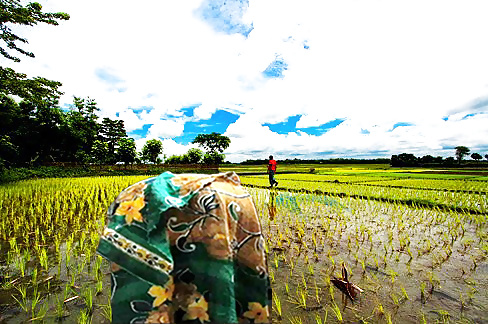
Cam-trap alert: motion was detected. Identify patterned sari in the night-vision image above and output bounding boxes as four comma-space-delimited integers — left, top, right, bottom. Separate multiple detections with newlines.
97, 171, 271, 324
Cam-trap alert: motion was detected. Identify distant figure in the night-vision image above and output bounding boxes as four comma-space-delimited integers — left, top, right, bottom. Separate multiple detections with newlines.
267, 155, 278, 188
97, 171, 271, 324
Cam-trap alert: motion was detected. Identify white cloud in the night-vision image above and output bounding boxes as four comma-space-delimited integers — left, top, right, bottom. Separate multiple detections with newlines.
3, 0, 488, 162
147, 119, 185, 139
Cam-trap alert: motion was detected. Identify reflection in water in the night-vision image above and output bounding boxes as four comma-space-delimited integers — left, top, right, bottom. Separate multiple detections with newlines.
268, 190, 277, 221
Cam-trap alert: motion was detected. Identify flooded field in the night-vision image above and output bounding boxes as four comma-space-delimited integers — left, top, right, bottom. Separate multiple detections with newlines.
254, 190, 487, 323
0, 174, 487, 323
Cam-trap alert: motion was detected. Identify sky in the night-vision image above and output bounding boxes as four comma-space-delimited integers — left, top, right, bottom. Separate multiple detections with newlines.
3, 0, 488, 162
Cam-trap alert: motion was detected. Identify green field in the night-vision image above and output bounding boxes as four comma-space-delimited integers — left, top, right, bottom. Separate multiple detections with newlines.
0, 165, 487, 323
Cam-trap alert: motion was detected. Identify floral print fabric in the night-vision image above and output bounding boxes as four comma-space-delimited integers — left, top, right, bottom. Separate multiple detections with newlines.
97, 171, 271, 324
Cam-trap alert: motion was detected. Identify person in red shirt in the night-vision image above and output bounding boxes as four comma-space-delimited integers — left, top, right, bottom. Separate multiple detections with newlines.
267, 155, 278, 188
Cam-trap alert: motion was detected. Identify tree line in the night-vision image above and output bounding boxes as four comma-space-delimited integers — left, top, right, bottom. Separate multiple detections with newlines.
240, 158, 391, 165
0, 2, 231, 169
0, 94, 231, 168
391, 146, 487, 167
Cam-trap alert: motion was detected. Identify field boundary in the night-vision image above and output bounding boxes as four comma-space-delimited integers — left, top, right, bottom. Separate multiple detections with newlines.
267, 177, 488, 195
242, 183, 488, 216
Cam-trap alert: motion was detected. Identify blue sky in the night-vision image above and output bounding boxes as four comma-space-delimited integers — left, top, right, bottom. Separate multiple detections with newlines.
4, 0, 488, 162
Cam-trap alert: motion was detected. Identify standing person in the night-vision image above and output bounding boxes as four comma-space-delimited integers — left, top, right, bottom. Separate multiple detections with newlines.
97, 171, 271, 324
267, 155, 278, 188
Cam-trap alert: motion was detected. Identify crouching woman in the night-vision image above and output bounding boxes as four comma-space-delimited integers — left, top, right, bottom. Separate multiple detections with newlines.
97, 171, 271, 324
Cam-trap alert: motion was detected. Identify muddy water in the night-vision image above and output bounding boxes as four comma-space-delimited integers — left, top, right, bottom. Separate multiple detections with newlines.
254, 189, 488, 323
0, 238, 113, 323
1, 188, 486, 323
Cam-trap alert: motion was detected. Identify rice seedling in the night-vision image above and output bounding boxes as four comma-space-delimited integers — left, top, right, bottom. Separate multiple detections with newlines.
31, 300, 48, 322
0, 171, 486, 323
12, 284, 29, 313
314, 309, 327, 324
78, 309, 92, 324
272, 290, 283, 319
100, 296, 112, 322
288, 315, 303, 324
330, 303, 343, 322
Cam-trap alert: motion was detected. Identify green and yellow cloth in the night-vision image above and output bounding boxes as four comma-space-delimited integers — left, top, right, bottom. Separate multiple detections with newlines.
97, 171, 271, 324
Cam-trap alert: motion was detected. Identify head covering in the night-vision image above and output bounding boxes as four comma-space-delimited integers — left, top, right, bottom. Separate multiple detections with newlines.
97, 171, 271, 324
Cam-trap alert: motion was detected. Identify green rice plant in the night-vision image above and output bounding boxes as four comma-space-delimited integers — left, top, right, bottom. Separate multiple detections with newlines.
95, 278, 103, 296
373, 255, 379, 269
330, 303, 343, 322
420, 282, 426, 303
31, 300, 48, 322
65, 239, 72, 268
374, 303, 384, 317
31, 267, 38, 287
420, 312, 427, 324
55, 295, 66, 320
301, 273, 307, 291
39, 248, 48, 272
288, 315, 303, 324
389, 269, 398, 284
308, 263, 315, 276
327, 251, 335, 266
436, 310, 450, 323
78, 308, 92, 324
272, 291, 282, 319
360, 259, 366, 274
297, 288, 307, 309
100, 296, 112, 322
314, 309, 327, 324
400, 286, 409, 301
14, 252, 26, 277
31, 286, 41, 316
390, 292, 399, 306
313, 279, 321, 304
12, 284, 28, 313
77, 257, 86, 275
81, 286, 94, 315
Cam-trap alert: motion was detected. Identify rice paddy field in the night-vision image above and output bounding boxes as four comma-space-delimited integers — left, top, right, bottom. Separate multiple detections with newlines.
0, 165, 487, 323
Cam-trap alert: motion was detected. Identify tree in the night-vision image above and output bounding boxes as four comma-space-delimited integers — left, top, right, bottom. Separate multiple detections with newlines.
192, 132, 230, 165
185, 148, 203, 164
99, 117, 127, 163
444, 157, 455, 165
455, 146, 470, 164
470, 152, 482, 161
91, 140, 108, 165
485, 154, 488, 161
390, 153, 419, 167
141, 139, 163, 164
0, 67, 63, 103
0, 135, 18, 168
165, 155, 183, 165
420, 155, 434, 164
192, 132, 230, 154
64, 97, 100, 162
1, 1, 70, 62
0, 94, 64, 165
117, 138, 137, 165
1, 1, 69, 102
203, 152, 225, 165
